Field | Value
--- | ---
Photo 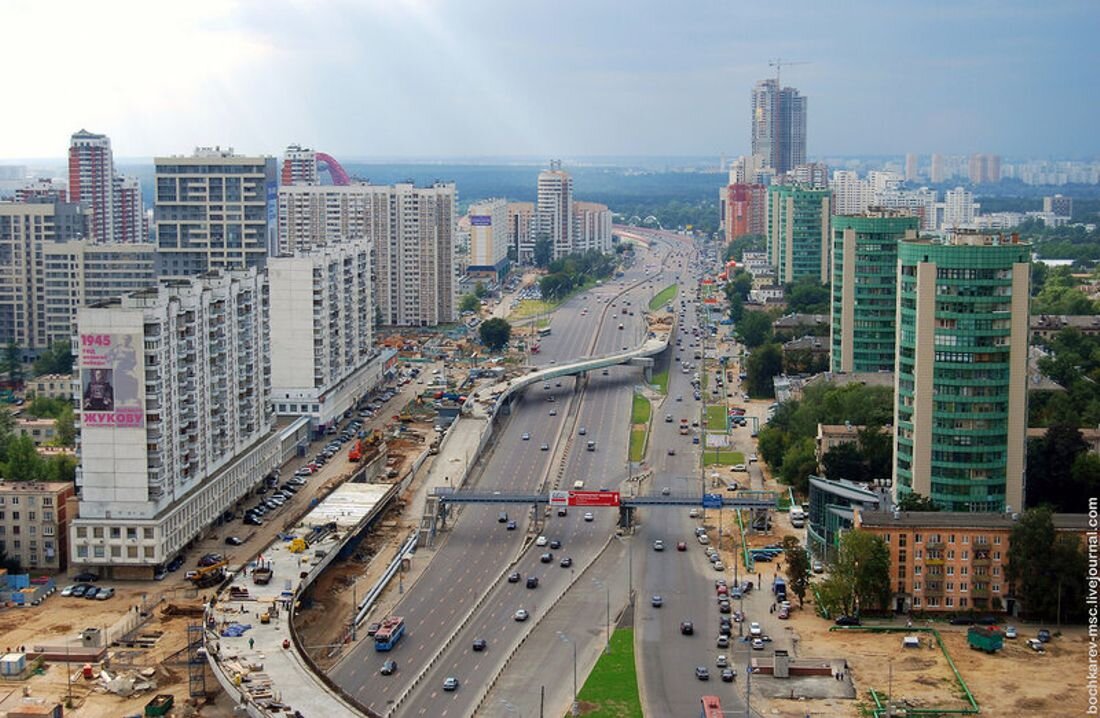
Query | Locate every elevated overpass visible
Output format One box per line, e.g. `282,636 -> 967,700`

491,332 -> 671,415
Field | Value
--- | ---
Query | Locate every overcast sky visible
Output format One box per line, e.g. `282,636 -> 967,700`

2,0 -> 1097,160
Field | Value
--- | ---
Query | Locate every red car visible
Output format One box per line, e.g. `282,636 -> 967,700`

676,541 -> 687,552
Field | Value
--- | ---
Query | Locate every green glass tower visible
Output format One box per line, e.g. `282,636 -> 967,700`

767,184 -> 831,285
894,231 -> 1030,513
830,210 -> 919,373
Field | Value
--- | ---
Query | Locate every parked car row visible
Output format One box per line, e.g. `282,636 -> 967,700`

61,583 -> 115,600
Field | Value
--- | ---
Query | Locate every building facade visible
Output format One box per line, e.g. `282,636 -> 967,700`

154,148 -> 278,277
857,508 -> 1088,615
536,162 -> 574,260
723,183 -> 767,241
829,171 -> 873,215
0,202 -> 88,352
268,241 -> 379,428
751,79 -> 807,174
68,130 -> 115,243
894,231 -> 1031,513
0,481 -> 76,573
27,373 -> 73,400
277,184 -> 390,256
572,201 -> 613,254
15,179 -> 67,204
942,187 -> 979,229
830,210 -> 919,373
113,174 -> 145,243
766,184 -> 831,284
70,269 -> 279,577
508,202 -> 535,263
42,240 -> 157,347
467,198 -> 510,276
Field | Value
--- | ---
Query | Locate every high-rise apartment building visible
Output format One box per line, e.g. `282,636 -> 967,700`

70,269 -> 279,576
537,161 -> 574,260
790,162 -> 828,189
968,154 -> 1002,184
0,201 -> 88,352
930,154 -> 945,184
829,171 -> 873,215
16,179 -> 67,204
42,240 -> 157,346
507,202 -> 535,264
154,148 -> 278,277
467,198 -> 510,276
723,184 -> 767,241
905,154 -> 919,182
573,202 -> 613,254
874,187 -> 938,231
942,187 -> 978,228
830,210 -> 919,373
113,175 -> 145,243
894,231 -> 1030,513
377,183 -> 456,326
68,130 -> 115,242
1043,195 -> 1073,217
282,144 -> 319,185
277,182 -> 456,326
268,241 -> 378,427
751,79 -> 807,175
766,184 -> 831,284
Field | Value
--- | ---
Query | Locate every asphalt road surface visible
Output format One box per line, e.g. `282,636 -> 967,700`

330,243 -> 670,716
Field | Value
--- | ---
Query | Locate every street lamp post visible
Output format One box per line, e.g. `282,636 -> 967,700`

557,633 -> 579,717
593,578 -> 610,653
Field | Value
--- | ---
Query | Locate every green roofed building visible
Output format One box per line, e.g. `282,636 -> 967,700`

830,210 -> 919,373
767,183 -> 831,285
894,230 -> 1031,513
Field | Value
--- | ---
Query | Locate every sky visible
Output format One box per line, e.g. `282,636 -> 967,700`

2,0 -> 1098,161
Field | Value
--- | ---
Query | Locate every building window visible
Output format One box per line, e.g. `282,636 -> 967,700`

914,533 -> 922,543
93,546 -> 104,558
10,497 -> 17,505
946,566 -> 954,576
960,597 -> 968,608
143,547 -> 155,559
144,528 -> 154,539
76,526 -> 87,538
92,527 -> 103,539
993,584 -> 1001,593
960,582 -> 968,593
28,512 -> 35,521
913,597 -> 921,607
127,528 -> 137,540
42,497 -> 53,507
110,546 -> 121,558
76,545 -> 88,558
110,527 -> 121,539
43,511 -> 53,521
127,546 -> 138,558
43,525 -> 54,536
11,512 -> 18,521
945,597 -> 954,608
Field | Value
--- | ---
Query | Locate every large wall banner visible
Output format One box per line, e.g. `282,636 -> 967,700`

79,332 -> 145,429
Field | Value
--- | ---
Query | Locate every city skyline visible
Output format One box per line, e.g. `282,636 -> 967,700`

1,1 -> 1097,159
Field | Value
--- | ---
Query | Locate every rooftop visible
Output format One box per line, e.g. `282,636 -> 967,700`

859,509 -> 1091,531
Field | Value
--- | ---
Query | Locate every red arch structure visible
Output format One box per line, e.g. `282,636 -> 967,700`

316,152 -> 351,186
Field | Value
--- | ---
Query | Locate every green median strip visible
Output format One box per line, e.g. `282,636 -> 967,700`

648,283 -> 677,311
631,394 -> 651,424
628,429 -> 647,462
651,369 -> 669,394
702,449 -> 745,467
572,629 -> 643,718
704,404 -> 727,430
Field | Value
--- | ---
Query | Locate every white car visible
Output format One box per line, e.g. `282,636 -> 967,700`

514,609 -> 529,621
749,622 -> 762,637
536,536 -> 548,547
752,638 -> 765,650
653,540 -> 665,551
583,512 -> 594,522
522,432 -> 530,440
732,464 -> 747,472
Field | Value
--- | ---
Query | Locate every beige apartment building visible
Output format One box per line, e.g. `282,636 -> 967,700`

0,481 -> 76,573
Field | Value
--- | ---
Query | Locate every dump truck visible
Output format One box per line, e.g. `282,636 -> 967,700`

145,694 -> 175,717
967,626 -> 1004,654
252,564 -> 273,585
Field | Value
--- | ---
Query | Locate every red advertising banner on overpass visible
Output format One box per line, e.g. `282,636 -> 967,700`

569,491 -> 621,507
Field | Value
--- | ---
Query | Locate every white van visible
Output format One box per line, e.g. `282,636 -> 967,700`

573,480 -> 585,490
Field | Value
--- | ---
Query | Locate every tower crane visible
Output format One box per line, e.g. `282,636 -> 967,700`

768,58 -> 810,87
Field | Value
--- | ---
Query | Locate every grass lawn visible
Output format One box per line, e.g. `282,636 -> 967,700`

628,428 -> 647,462
648,283 -> 677,311
573,629 -> 643,718
631,394 -> 651,425
651,369 -> 669,394
703,449 -> 746,467
705,405 -> 727,431
513,299 -> 555,319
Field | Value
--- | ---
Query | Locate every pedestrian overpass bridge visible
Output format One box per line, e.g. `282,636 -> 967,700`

491,331 -> 671,415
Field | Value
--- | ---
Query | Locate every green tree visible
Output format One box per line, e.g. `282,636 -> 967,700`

859,425 -> 893,481
4,436 -> 44,481
784,277 -> 831,314
723,271 -> 753,301
778,437 -> 817,494
32,340 -> 74,376
736,310 -> 773,349
44,453 -> 77,483
1026,424 -> 1089,510
54,404 -> 75,447
756,425 -> 788,469
459,293 -> 481,313
539,273 -> 574,301
25,396 -> 69,419
821,442 -> 863,482
728,294 -> 744,324
744,343 -> 782,398
723,234 -> 765,262
474,281 -> 489,299
533,236 -> 553,268
895,492 -> 941,512
1008,507 -> 1088,621
478,318 -> 512,352
2,342 -> 23,386
782,536 -> 812,608
834,529 -> 891,614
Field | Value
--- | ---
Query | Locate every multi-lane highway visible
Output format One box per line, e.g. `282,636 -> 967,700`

331,241 -> 674,716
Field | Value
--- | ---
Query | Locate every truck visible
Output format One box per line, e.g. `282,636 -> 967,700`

772,577 -> 787,601
252,564 -> 273,585
348,439 -> 364,462
374,615 -> 406,651
188,561 -> 227,589
144,694 -> 175,717
967,626 -> 1004,654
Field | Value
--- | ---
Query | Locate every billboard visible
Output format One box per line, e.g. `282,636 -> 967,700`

568,490 -> 621,507
79,332 -> 145,429
549,490 -> 569,507
469,215 -> 492,226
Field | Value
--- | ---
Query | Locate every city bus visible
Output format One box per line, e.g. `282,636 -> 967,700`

537,326 -> 552,337
700,695 -> 723,718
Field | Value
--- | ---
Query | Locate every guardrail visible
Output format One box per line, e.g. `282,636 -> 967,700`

352,531 -> 419,629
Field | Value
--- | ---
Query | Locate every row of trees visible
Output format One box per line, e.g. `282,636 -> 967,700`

538,250 -> 617,301
458,281 -> 491,314
1031,327 -> 1100,426
0,411 -> 76,483
1025,424 -> 1100,512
